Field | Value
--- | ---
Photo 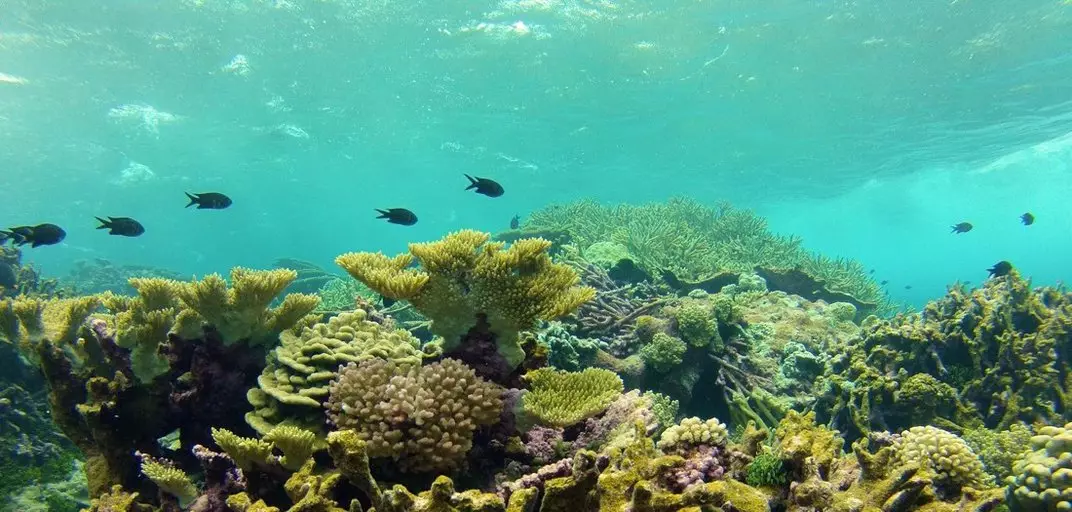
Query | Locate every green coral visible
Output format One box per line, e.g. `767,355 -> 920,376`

521,367 -> 623,427
895,373 -> 957,424
674,303 -> 718,348
639,332 -> 686,373
643,390 -> 679,431
581,241 -> 633,269
336,230 -> 595,369
963,423 -> 1033,482
263,425 -> 317,471
539,321 -> 599,371
745,451 -> 787,487
826,301 -> 857,323
315,277 -> 375,312
244,309 -> 426,437
525,197 -> 886,308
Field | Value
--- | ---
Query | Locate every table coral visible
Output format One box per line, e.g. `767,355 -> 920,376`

520,367 -> 623,428
336,230 -> 594,370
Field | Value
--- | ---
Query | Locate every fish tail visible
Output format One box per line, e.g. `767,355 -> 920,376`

95,217 -> 110,229
185,192 -> 198,208
374,209 -> 389,218
464,174 -> 478,190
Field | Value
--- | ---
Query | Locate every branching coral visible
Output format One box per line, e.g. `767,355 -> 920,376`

325,357 -> 502,472
813,270 -> 1072,441
336,230 -> 594,369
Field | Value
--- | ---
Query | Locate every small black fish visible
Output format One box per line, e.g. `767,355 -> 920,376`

905,285 -> 912,290
96,217 -> 145,237
1021,212 -> 1034,226
510,215 -> 520,230
464,174 -> 504,197
375,208 -> 418,226
987,261 -> 1013,278
880,280 -> 889,285
4,223 -> 66,248
381,296 -> 397,308
869,269 -> 875,274
185,192 -> 232,209
951,222 -> 973,234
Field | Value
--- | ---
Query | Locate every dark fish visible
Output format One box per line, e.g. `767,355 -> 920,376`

0,231 -> 11,245
464,174 -> 504,197
880,280 -> 888,285
5,223 -> 66,248
951,222 -> 973,234
185,192 -> 232,209
0,261 -> 15,288
1021,212 -> 1034,226
869,269 -> 875,274
905,285 -> 912,290
3,226 -> 34,245
381,296 -> 397,308
375,208 -> 418,226
987,261 -> 1013,278
510,215 -> 520,230
95,216 -> 145,237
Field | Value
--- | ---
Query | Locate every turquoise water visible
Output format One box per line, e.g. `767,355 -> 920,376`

2,0 -> 1071,308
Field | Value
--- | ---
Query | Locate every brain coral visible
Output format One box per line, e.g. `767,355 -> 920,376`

245,309 -> 427,438
325,357 -> 502,472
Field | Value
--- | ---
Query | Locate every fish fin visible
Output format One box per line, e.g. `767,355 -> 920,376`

185,192 -> 198,208
95,217 -> 110,229
464,174 -> 478,190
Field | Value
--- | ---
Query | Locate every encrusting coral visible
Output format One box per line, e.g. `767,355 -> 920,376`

520,367 -> 623,428
325,357 -> 502,472
336,229 -> 595,370
244,309 -> 429,438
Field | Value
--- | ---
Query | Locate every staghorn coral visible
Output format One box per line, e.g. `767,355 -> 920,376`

336,230 -> 594,370
325,357 -> 502,472
244,309 -> 427,438
520,367 -> 623,428
525,197 -> 887,309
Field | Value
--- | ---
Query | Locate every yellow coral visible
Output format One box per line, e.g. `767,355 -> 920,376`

176,267 -> 320,346
336,230 -> 594,368
212,427 -> 275,471
245,309 -> 426,438
264,425 -> 317,470
139,455 -> 198,507
521,367 -> 623,427
0,296 -> 100,364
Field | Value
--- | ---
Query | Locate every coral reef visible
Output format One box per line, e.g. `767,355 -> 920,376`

336,230 -> 594,371
813,270 -> 1072,441
244,309 -> 428,438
